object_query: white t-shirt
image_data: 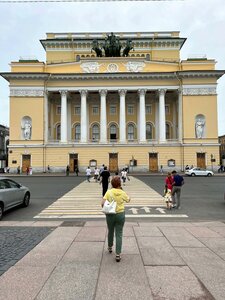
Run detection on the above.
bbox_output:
[94,168,100,175]
[121,170,127,178]
[86,168,92,176]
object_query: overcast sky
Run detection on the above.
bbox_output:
[0,0,225,134]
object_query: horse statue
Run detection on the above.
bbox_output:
[122,39,134,57]
[91,40,103,57]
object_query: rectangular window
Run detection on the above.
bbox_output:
[74,106,80,115]
[56,106,61,115]
[127,105,134,115]
[146,105,152,114]
[92,106,99,115]
[165,105,170,114]
[110,105,117,115]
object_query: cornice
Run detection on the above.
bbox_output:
[1,70,224,82]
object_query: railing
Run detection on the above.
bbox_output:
[47,139,179,145]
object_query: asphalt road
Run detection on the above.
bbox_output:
[1,175,225,222]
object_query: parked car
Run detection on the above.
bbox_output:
[0,177,30,220]
[185,167,214,177]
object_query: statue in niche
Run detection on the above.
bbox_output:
[22,120,32,140]
[195,118,205,139]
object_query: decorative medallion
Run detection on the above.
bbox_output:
[107,63,119,73]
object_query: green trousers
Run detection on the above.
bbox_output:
[106,212,125,255]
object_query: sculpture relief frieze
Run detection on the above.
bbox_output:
[80,62,101,73]
[10,89,44,97]
[182,87,217,95]
[124,61,145,72]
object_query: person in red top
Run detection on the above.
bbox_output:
[164,172,174,209]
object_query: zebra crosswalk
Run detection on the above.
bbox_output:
[34,176,167,219]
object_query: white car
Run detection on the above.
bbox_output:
[185,167,214,177]
[0,177,30,220]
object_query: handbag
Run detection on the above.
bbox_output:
[102,192,116,214]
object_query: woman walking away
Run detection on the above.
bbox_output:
[101,176,130,262]
[164,172,174,209]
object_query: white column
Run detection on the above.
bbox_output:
[158,89,166,143]
[80,90,88,143]
[178,88,183,143]
[44,91,48,143]
[60,90,68,143]
[99,89,107,143]
[119,89,126,143]
[138,89,147,143]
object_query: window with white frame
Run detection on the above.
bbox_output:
[92,124,99,141]
[128,124,134,140]
[110,124,117,140]
[56,124,61,140]
[74,106,80,115]
[56,106,61,115]
[165,105,170,114]
[127,105,134,115]
[146,123,153,140]
[92,105,99,115]
[110,105,117,115]
[74,124,80,140]
[166,123,171,139]
[146,105,152,114]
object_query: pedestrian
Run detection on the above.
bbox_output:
[160,165,163,174]
[100,166,110,196]
[66,165,70,176]
[185,165,190,171]
[101,176,130,262]
[47,165,50,173]
[164,172,174,209]
[17,166,20,174]
[94,167,100,182]
[26,166,29,176]
[99,164,105,175]
[75,166,79,176]
[86,166,92,182]
[121,168,127,185]
[171,170,184,209]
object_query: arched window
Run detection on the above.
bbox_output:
[128,124,134,141]
[92,124,99,141]
[146,123,153,140]
[166,123,171,139]
[74,124,80,141]
[110,124,117,140]
[56,124,61,140]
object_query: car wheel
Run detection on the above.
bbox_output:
[0,204,3,220]
[207,173,212,177]
[191,173,196,177]
[23,192,30,207]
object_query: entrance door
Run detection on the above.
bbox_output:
[149,153,158,172]
[22,155,31,173]
[197,153,206,168]
[69,154,78,172]
[109,153,118,173]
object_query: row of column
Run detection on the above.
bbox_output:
[44,89,182,144]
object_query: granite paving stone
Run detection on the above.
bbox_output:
[32,221,63,227]
[209,226,225,237]
[145,266,214,300]
[0,266,54,300]
[138,222,193,227]
[75,226,106,241]
[137,236,185,265]
[160,227,206,247]
[186,226,222,238]
[36,264,100,300]
[198,237,225,260]
[176,247,225,300]
[122,226,134,236]
[95,254,153,300]
[133,226,163,237]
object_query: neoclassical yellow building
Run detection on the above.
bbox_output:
[1,31,224,173]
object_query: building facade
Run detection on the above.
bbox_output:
[1,31,224,173]
[0,124,9,172]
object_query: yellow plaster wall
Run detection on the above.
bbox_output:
[10,97,44,142]
[183,95,218,139]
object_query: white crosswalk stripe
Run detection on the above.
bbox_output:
[34,176,170,219]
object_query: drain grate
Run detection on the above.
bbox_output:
[60,221,85,227]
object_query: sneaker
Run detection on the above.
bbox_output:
[116,254,121,262]
[108,247,112,253]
